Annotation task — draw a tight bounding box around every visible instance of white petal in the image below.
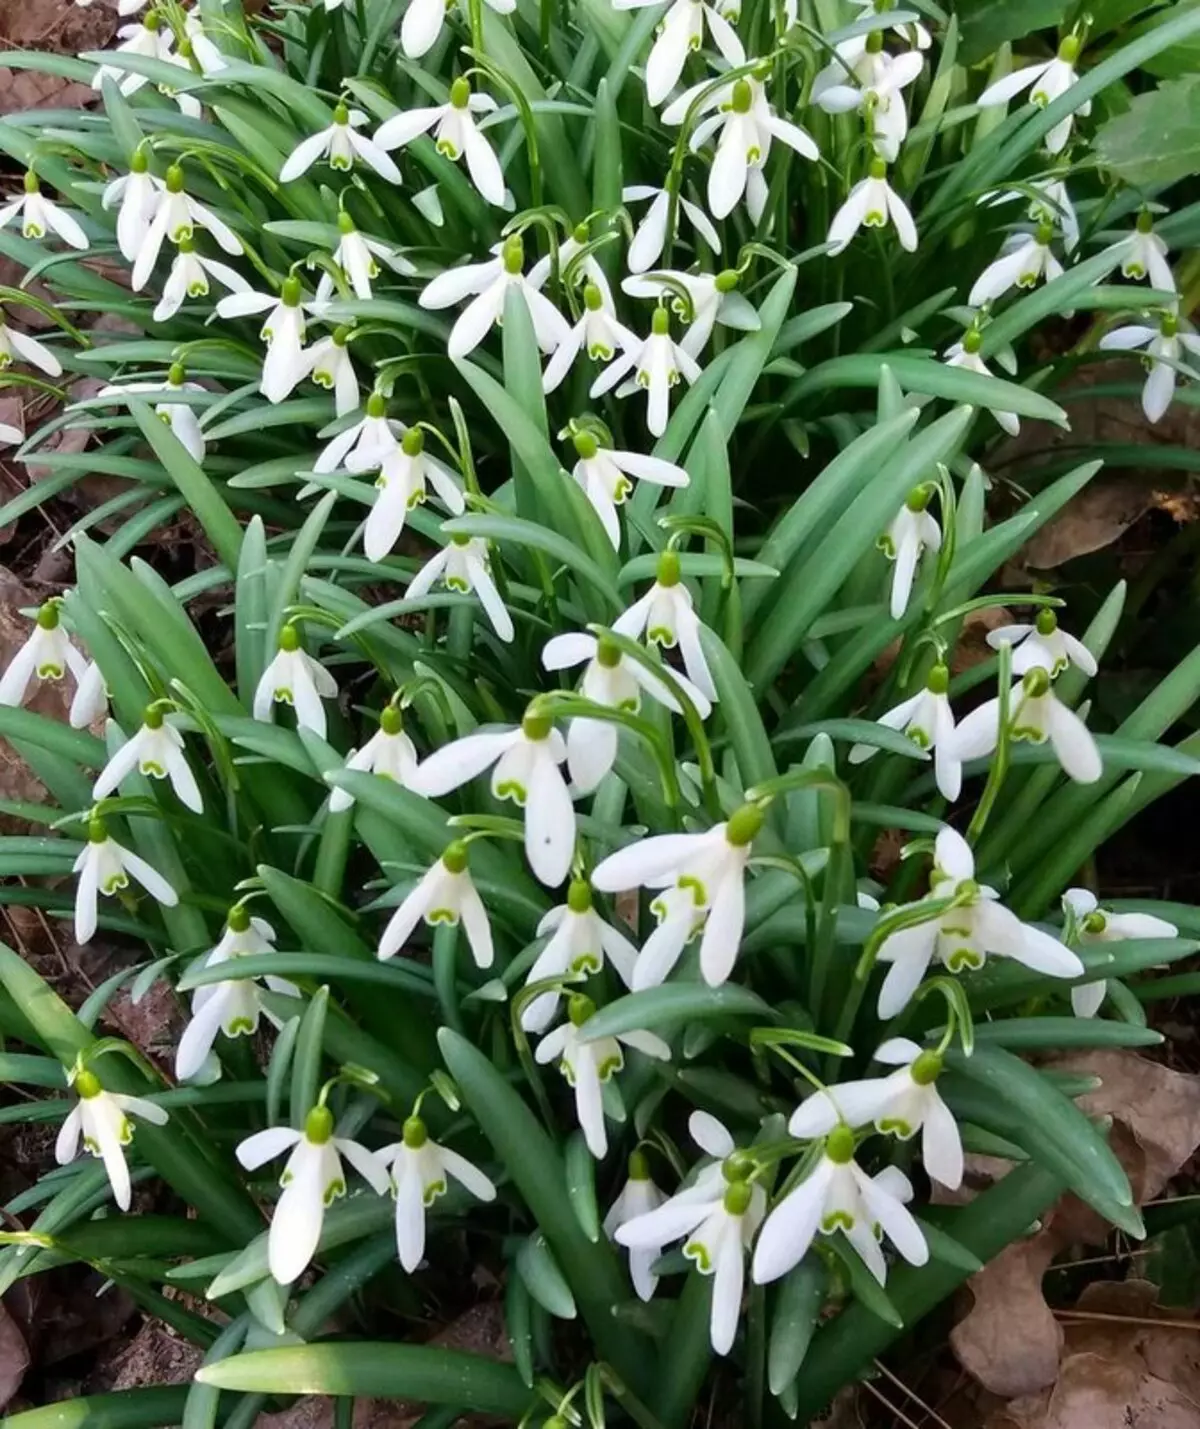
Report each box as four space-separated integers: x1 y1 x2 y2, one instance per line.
690 1110 734 1158
236 1124 302 1170
1046 699 1103 783
750 1160 833 1285
411 729 517 798
458 877 495 969
541 632 596 670
921 1089 964 1189
1072 980 1108 1018
270 1163 325 1284
789 1079 893 1136
709 1231 744 1355
978 61 1047 106
440 1145 497 1201
699 871 744 986
280 129 331 182
393 1157 426 1270
593 832 700 890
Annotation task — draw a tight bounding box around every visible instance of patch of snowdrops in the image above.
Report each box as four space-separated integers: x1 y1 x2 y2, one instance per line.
1 0 1199 1422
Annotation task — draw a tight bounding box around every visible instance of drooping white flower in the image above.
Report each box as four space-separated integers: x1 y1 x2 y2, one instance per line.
280 102 401 184
631 883 705 989
977 35 1087 155
55 1067 168 1211
613 551 717 703
132 164 243 291
381 1115 495 1271
375 80 505 207
986 608 1096 679
849 662 960 801
378 840 494 967
92 13 174 96
308 327 360 417
253 624 338 739
943 329 1019 435
70 661 108 729
0 419 21 446
1098 312 1200 425
604 1151 666 1301
0 603 86 707
217 277 315 405
528 224 613 304
614 0 745 108
0 311 62 377
879 487 941 620
563 429 689 548
593 803 763 986
153 236 249 323
419 236 571 360
315 392 402 475
520 878 638 1032
184 11 227 73
873 826 1084 1017
790 1038 963 1189
844 0 931 47
328 706 418 813
591 307 701 438
73 815 179 945
0 172 88 249
624 184 721 274
969 222 1063 307
1118 211 1174 292
953 667 1103 787
535 993 670 1158
236 1106 390 1286
1062 888 1179 1018
542 283 640 395
331 213 416 301
827 158 917 254
622 268 760 360
752 1128 928 1286
407 533 513 643
95 366 208 464
980 176 1078 252
812 37 924 162
93 706 202 813
542 628 709 791
400 0 514 59
355 427 465 563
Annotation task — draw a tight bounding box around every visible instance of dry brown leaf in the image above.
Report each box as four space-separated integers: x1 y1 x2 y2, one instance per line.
992 1350 1200 1429
0 1304 30 1411
1019 476 1153 570
951 1231 1064 1397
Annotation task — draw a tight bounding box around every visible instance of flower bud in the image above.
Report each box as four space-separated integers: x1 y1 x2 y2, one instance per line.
143 703 165 730
722 1150 754 1182
37 602 61 631
868 156 888 180
366 391 387 419
380 705 404 736
278 624 301 653
926 662 949 695
583 283 604 311
628 1148 651 1181
23 171 39 195
165 163 185 193
88 816 109 845
723 1180 753 1215
333 102 350 125
502 234 524 275
280 275 303 307
168 361 187 386
731 79 753 114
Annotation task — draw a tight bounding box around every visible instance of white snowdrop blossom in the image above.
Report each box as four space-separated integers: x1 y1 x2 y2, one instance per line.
528 225 613 303
315 393 402 475
844 0 931 47
812 35 924 162
752 1126 928 1286
70 661 108 729
873 827 1084 1017
622 268 760 360
613 551 717 703
154 236 250 323
308 327 360 416
419 236 570 360
280 102 401 184
944 329 1019 435
0 310 62 376
377 843 493 966
624 184 721 274
382 1115 495 1272
0 419 20 446
969 222 1063 307
133 164 243 291
331 213 415 301
986 608 1097 679
1098 312 1200 424
95 366 208 464
535 993 670 1158
55 1068 168 1212
605 1151 666 1301
981 176 1078 251
1118 211 1174 291
953 667 1103 787
790 1039 964 1190
542 283 639 395
630 883 706 989
590 307 701 437
407 534 513 641
978 35 1086 155
93 706 202 813
520 879 638 1032
93 13 174 96
73 815 179 946
849 663 961 801
375 80 505 207
236 1106 390 1286
879 487 941 620
593 803 763 986
400 0 514 58
615 0 746 108
328 705 419 812
564 429 689 548
253 624 338 739
411 710 575 887
0 172 88 249
0 602 87 707
184 11 227 73
1062 888 1179 1018
217 276 315 404
355 426 465 563
827 158 917 254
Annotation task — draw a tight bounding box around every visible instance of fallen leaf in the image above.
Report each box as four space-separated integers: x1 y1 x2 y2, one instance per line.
951 1231 1064 1397
1020 476 1153 570
0 1304 29 1411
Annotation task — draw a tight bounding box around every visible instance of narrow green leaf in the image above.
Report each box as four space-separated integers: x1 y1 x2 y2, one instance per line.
767 1255 826 1397
516 1232 578 1319
968 1017 1162 1050
579 984 773 1041
565 1130 602 1242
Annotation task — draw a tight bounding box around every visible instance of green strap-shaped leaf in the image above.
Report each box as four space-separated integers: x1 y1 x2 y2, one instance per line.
580 983 773 1042
3 1386 197 1429
767 1254 826 1397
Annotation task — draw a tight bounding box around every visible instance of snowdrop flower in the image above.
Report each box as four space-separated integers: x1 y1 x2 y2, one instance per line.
421 236 571 360
332 212 415 301
412 709 575 887
849 663 961 801
845 0 930 47
827 158 917 255
378 841 493 967
217 276 314 404
0 172 88 249
70 661 108 729
400 0 514 58
752 1127 927 1286
790 1039 963 1190
0 310 62 376
811 35 924 162
594 803 762 986
253 623 338 739
542 283 639 395
613 551 716 702
591 308 701 438
969 222 1063 307
978 35 1086 155
605 1151 666 1301
93 12 174 96
624 185 721 274
1063 888 1178 1018
375 80 505 207
943 328 1019 435
873 826 1083 1017
95 366 207 464
616 0 745 108
622 268 759 360
980 176 1078 252
986 608 1096 679
132 164 243 291
381 1115 495 1271
528 223 613 304
0 602 86 707
1118 211 1174 292
73 815 179 945
879 487 940 621
565 430 688 549
280 102 401 184
328 706 418 813
93 705 202 813
407 534 513 643
153 236 249 323
308 327 360 417
55 1067 167 1211
1099 312 1200 425
184 11 227 73
357 428 465 563
535 994 670 1158
79 0 150 15
543 629 709 791
953 667 1103 786
520 879 638 1032
236 1106 390 1286
631 884 705 989
315 392 401 474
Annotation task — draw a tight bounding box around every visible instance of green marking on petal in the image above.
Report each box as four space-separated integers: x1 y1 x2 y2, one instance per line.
683 1239 711 1271
323 1176 347 1206
597 1051 624 1082
422 1176 448 1207
35 662 65 680
946 947 985 972
821 1210 854 1232
494 779 527 805
878 1116 913 1137
101 873 130 896
426 906 459 926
